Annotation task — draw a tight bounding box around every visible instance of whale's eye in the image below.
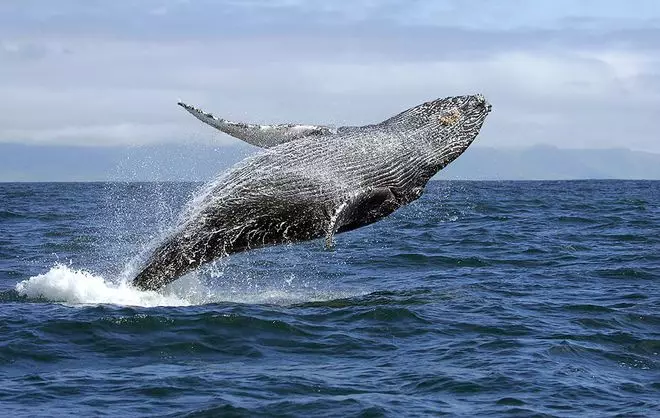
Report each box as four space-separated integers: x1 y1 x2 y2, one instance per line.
439 108 461 126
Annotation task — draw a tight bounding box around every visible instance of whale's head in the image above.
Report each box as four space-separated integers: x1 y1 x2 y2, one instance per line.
436 94 490 147
395 94 492 169
381 94 490 144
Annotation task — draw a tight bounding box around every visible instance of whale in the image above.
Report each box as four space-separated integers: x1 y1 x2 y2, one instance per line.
132 95 492 291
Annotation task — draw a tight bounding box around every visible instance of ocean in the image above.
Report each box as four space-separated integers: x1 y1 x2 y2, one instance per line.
0 181 658 417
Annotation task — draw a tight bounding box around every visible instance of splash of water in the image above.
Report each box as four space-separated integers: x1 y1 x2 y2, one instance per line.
15 263 366 307
15 264 191 307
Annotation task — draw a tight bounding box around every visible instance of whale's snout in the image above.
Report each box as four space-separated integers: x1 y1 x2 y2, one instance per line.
429 94 491 169
472 94 492 113
476 95 492 113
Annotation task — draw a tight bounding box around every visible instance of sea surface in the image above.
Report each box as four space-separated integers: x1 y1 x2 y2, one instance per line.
0 180 658 417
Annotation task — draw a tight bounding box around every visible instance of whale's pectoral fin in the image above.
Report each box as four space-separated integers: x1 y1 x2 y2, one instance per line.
325 200 349 249
325 187 400 248
178 101 338 148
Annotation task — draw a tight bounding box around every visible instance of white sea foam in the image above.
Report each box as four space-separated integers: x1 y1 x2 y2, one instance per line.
15 264 191 307
15 263 366 307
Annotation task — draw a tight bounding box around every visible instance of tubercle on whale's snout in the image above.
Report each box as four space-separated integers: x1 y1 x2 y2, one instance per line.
471 94 492 113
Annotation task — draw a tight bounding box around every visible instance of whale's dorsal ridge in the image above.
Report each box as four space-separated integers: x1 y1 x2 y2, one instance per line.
178 101 340 148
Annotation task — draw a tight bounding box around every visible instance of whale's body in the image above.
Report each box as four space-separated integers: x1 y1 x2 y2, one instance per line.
133 95 492 291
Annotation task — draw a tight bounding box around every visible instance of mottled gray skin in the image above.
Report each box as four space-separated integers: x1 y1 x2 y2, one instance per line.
133 95 492 291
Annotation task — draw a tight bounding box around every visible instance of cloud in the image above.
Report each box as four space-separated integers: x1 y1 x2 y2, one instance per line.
1 1 659 152
0 123 190 147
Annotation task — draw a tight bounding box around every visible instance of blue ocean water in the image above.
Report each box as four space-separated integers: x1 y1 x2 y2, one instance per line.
0 181 658 417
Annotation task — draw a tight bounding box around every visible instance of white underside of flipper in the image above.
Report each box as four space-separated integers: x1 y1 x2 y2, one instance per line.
325 201 349 249
324 187 399 249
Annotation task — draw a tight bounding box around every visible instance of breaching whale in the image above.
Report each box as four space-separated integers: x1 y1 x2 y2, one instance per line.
133 95 492 291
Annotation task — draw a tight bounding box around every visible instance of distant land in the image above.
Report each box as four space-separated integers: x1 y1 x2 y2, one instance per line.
440 145 660 180
1 143 659 182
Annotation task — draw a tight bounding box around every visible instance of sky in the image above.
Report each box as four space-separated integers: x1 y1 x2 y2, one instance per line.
1 0 660 152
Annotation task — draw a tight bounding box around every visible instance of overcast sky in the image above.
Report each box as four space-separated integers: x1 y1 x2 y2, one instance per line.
1 0 659 152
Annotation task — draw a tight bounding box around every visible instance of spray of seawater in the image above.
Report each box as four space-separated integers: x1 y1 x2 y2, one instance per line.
15 261 366 307
15 263 191 307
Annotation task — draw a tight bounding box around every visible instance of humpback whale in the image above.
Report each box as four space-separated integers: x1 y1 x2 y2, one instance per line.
133 95 492 291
